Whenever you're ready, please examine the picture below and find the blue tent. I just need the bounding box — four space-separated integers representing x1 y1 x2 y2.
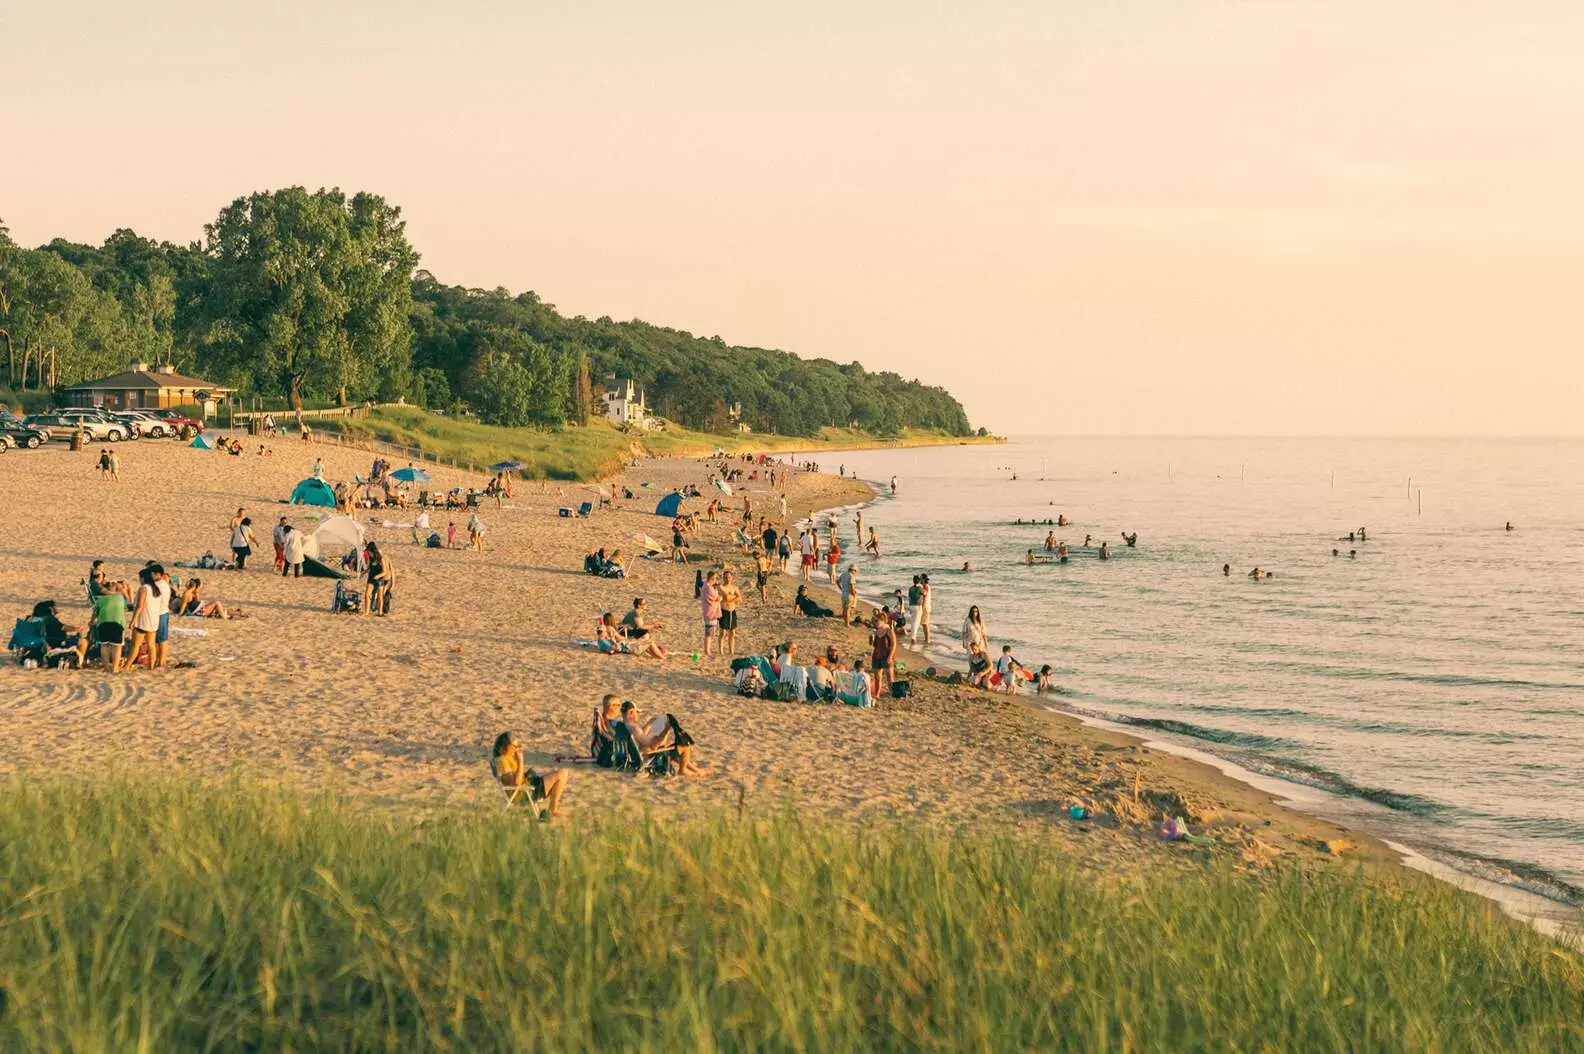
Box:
290 477 337 507
189 433 215 449
654 492 684 518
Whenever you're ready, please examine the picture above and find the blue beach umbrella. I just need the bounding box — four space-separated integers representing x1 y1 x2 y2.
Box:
391 466 431 483
489 459 526 472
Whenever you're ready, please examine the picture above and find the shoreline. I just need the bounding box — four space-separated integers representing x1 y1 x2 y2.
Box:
0 443 1572 949
806 468 1582 945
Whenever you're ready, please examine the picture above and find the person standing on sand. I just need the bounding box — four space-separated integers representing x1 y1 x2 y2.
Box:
468 512 486 551
272 516 289 572
447 521 458 549
281 522 305 578
871 616 897 695
312 457 325 479
699 570 722 657
754 548 773 601
826 532 842 585
106 448 121 482
364 541 391 616
413 507 431 545
962 605 988 657
838 563 859 625
719 569 742 656
230 517 257 571
799 529 815 581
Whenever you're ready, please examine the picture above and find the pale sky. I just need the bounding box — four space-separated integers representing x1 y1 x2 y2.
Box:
5 1 1584 435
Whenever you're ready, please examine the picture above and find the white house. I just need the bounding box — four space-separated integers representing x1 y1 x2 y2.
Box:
604 377 648 427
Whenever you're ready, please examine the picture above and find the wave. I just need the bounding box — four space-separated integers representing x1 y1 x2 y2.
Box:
1100 715 1301 752
1242 757 1452 817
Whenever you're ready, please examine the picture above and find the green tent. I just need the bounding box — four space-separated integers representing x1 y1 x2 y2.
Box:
290 478 337 507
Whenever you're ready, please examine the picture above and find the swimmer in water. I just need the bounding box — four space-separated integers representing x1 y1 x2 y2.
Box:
962 562 973 572
1057 515 1068 526
1349 550 1357 559
1044 531 1057 551
1025 549 1042 565
1358 527 1367 542
1122 531 1138 548
1083 534 1092 547
865 527 881 558
1098 542 1110 560
1248 567 1264 580
1223 563 1231 576
1505 521 1514 531
1332 549 1339 557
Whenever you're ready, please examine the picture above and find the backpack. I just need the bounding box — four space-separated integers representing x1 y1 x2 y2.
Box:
426 532 442 548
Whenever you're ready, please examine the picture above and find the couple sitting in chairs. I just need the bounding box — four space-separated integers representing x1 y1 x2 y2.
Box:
590 695 703 777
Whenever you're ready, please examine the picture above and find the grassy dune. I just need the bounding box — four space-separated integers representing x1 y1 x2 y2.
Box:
0 779 1579 1051
322 407 992 480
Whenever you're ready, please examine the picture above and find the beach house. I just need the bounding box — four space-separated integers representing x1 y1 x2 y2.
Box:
63 362 233 418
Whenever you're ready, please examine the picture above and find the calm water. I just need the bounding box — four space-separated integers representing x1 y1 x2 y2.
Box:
812 438 1584 901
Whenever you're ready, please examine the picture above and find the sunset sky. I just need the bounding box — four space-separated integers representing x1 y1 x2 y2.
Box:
6 1 1583 435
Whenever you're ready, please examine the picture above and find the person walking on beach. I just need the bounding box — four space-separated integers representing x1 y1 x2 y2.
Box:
364 541 391 616
699 570 722 658
106 448 121 481
799 529 815 581
864 526 881 558
890 475 898 494
754 548 773 601
230 517 257 571
962 605 988 657
838 563 859 625
719 569 742 656
272 516 289 572
826 531 842 585
281 522 305 577
468 512 486 551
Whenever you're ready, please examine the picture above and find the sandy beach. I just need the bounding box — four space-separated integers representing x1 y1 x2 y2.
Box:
0 436 1406 881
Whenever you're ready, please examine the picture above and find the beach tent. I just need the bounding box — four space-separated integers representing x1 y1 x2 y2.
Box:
300 555 347 580
189 433 215 450
391 466 430 483
303 514 365 561
289 477 337 507
654 492 684 518
714 479 733 496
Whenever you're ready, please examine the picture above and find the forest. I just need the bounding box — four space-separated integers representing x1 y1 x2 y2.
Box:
0 188 975 438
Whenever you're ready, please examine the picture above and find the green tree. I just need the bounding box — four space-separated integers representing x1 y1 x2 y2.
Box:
202 188 416 409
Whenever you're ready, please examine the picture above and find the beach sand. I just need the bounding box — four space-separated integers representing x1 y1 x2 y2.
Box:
0 435 1405 881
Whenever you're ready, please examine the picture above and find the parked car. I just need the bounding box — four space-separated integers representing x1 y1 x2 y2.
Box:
113 410 171 438
61 408 137 439
21 414 76 441
52 412 127 442
153 409 204 433
0 421 47 448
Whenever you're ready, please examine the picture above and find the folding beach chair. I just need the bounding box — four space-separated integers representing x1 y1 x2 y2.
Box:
8 618 80 668
576 501 594 517
488 760 547 817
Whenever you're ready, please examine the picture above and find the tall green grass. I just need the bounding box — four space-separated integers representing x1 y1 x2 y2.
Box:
0 778 1578 1051
322 407 988 480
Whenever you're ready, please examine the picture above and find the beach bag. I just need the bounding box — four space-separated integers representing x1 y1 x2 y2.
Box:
734 666 765 696
426 532 442 548
764 681 797 702
890 680 911 699
729 656 756 672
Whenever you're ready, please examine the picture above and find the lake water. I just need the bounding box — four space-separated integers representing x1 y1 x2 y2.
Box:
804 438 1584 906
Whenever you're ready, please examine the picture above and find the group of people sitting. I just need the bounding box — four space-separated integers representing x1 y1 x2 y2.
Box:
594 599 667 658
582 548 627 578
488 695 704 819
11 559 242 672
731 641 875 707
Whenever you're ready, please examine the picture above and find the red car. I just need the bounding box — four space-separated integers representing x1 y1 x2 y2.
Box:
153 409 204 433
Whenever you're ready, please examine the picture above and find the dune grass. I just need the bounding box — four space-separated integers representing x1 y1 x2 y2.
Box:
0 778 1578 1051
321 407 987 480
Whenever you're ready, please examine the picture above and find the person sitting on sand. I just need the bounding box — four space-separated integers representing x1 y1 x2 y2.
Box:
597 612 666 658
793 584 835 619
1035 664 1053 693
966 642 993 689
491 731 568 819
620 598 663 639
176 579 233 619
838 658 874 707
809 656 838 700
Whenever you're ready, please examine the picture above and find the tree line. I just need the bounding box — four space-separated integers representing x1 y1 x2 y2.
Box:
0 188 974 437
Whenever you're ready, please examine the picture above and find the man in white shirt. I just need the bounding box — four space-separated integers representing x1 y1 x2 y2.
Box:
282 523 306 578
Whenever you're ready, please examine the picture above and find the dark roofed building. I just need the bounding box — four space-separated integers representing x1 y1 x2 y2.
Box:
62 362 233 416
